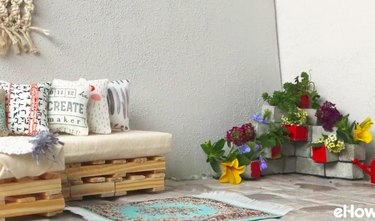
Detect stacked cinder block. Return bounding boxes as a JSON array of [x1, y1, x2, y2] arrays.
[[259, 104, 365, 180]]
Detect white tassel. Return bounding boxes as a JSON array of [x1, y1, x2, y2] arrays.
[[194, 191, 294, 216]]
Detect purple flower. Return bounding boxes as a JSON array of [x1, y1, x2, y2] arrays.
[[259, 156, 268, 171], [250, 112, 269, 125], [238, 144, 251, 154], [255, 144, 262, 151]]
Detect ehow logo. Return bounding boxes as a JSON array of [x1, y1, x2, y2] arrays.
[[334, 205, 375, 219]]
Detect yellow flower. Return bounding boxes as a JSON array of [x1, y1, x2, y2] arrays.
[[219, 159, 246, 185], [353, 117, 373, 143]]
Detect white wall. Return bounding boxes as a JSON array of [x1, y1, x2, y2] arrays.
[[0, 0, 281, 178], [276, 0, 375, 164]]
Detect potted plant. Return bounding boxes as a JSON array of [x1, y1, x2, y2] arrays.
[[315, 101, 342, 132], [281, 108, 309, 141], [262, 72, 320, 111], [291, 72, 320, 109], [201, 122, 272, 183], [309, 133, 342, 163], [263, 123, 290, 159], [336, 115, 373, 161]]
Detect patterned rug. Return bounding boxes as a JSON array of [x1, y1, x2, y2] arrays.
[[66, 192, 292, 221]]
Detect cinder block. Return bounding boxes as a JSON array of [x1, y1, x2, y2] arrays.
[[339, 144, 366, 162], [283, 157, 296, 173], [311, 126, 337, 142], [296, 157, 325, 176], [325, 162, 364, 179], [261, 158, 285, 175], [254, 123, 269, 138], [305, 108, 318, 125], [295, 142, 311, 157], [311, 146, 339, 163], [261, 105, 285, 123], [281, 143, 296, 156]]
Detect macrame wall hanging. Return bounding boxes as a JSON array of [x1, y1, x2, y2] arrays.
[[0, 0, 49, 55]]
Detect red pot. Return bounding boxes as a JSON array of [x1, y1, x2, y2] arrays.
[[312, 145, 327, 163], [312, 145, 338, 163], [265, 145, 282, 159], [299, 95, 310, 108], [250, 160, 261, 179], [284, 125, 308, 141]]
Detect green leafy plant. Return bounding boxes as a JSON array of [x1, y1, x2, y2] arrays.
[[200, 139, 226, 173], [262, 72, 321, 110], [336, 114, 356, 144], [293, 72, 320, 109], [281, 107, 308, 126]]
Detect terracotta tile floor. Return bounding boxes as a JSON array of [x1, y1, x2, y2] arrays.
[[9, 174, 375, 221]]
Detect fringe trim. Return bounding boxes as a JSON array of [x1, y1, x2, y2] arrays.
[[65, 207, 112, 221], [193, 191, 293, 216]]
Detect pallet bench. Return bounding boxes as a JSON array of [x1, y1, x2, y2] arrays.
[[0, 173, 65, 221], [63, 156, 166, 201]]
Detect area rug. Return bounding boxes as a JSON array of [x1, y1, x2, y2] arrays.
[[66, 191, 293, 221]]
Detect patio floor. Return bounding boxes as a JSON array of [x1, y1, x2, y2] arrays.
[[9, 174, 375, 221]]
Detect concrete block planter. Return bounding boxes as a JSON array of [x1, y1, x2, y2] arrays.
[[261, 104, 284, 123], [261, 158, 285, 175], [284, 125, 308, 141], [295, 142, 311, 157], [325, 162, 364, 179], [264, 145, 282, 159], [296, 157, 325, 176], [311, 125, 337, 143], [284, 157, 296, 173], [311, 145, 339, 163], [242, 160, 261, 179], [339, 144, 366, 162], [254, 123, 269, 138], [281, 143, 296, 156], [305, 108, 318, 125]]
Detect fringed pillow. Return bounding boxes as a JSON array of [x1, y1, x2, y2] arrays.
[[0, 89, 9, 136], [48, 79, 90, 136], [86, 79, 111, 134], [0, 81, 51, 135], [107, 80, 130, 131]]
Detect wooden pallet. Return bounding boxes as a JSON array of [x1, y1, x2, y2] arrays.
[[63, 156, 166, 201], [0, 173, 65, 221]]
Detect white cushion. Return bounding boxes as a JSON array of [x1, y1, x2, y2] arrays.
[[61, 130, 172, 163], [86, 79, 111, 134]]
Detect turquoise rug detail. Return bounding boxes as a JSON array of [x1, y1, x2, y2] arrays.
[[66, 192, 293, 221]]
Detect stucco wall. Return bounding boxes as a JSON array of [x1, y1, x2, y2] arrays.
[[276, 0, 375, 165], [1, 0, 281, 178]]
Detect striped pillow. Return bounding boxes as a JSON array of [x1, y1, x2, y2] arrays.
[[107, 80, 130, 131], [0, 81, 51, 135]]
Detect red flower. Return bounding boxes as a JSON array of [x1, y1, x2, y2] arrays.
[[226, 123, 255, 145]]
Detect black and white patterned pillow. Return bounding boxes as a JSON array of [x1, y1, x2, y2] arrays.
[[107, 80, 130, 131], [0, 81, 51, 135], [0, 89, 9, 137]]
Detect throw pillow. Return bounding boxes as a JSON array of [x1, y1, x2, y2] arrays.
[[48, 79, 90, 136], [0, 89, 9, 136], [107, 80, 130, 131], [0, 81, 51, 135], [86, 79, 111, 134]]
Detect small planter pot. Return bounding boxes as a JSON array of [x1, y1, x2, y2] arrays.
[[241, 160, 261, 179], [265, 145, 282, 159], [299, 95, 310, 108], [311, 145, 338, 163], [284, 125, 308, 141]]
